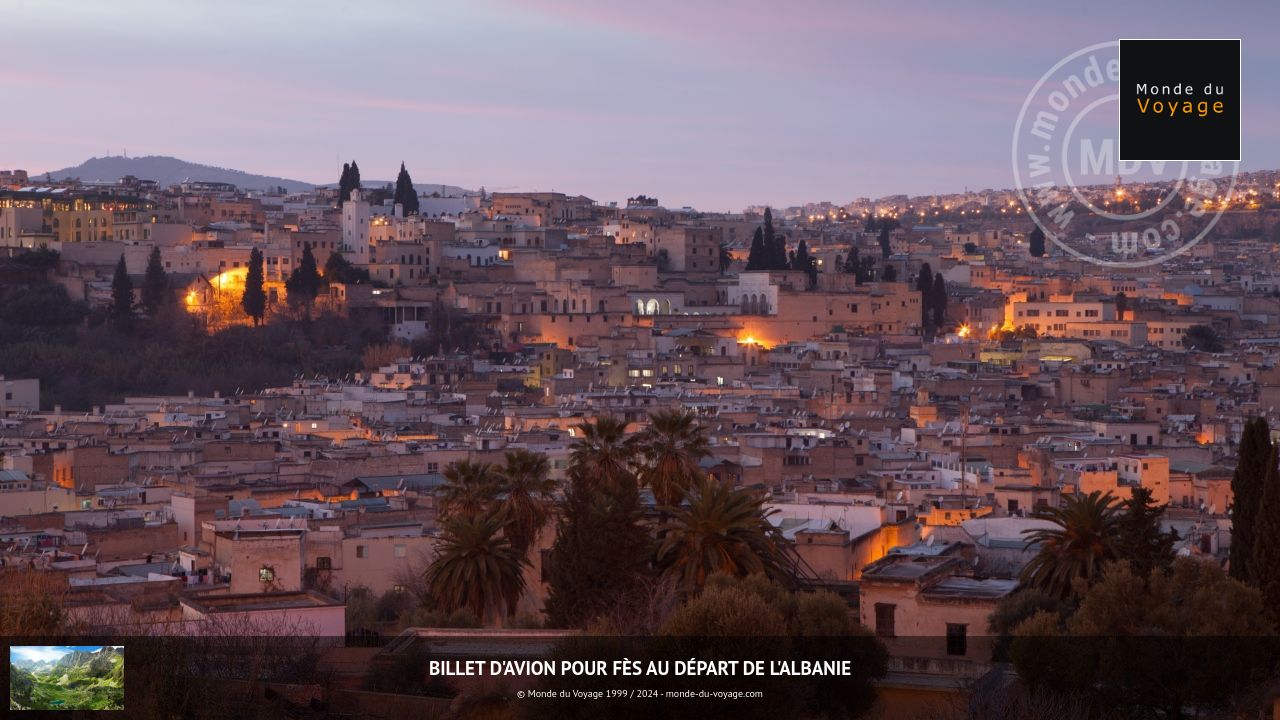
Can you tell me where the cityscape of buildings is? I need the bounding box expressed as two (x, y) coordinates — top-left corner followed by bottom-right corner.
(3, 159), (1280, 717)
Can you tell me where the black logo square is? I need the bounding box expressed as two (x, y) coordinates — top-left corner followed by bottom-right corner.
(1119, 39), (1240, 161)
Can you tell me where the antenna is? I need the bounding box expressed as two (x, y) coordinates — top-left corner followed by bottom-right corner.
(960, 406), (969, 510)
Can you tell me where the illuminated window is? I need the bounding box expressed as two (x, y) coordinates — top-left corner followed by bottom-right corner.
(259, 566), (275, 583)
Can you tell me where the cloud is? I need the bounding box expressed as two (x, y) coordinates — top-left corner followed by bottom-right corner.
(10, 646), (72, 664)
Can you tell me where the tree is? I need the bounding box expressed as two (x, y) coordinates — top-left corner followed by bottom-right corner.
(656, 574), (888, 720)
(438, 460), (500, 520)
(495, 449), (557, 554)
(1231, 416), (1271, 582)
(338, 163), (351, 202)
(963, 241), (978, 254)
(931, 273), (948, 328)
(635, 409), (709, 508)
(567, 416), (637, 496)
(762, 207), (786, 270)
(1020, 491), (1120, 599)
(656, 478), (790, 593)
(1114, 291), (1128, 318)
(141, 246), (169, 314)
(544, 470), (653, 628)
(745, 227), (766, 271)
(424, 510), (528, 622)
(393, 162), (419, 215)
(1029, 225), (1046, 257)
(338, 160), (362, 203)
(790, 239), (817, 288)
(241, 247), (266, 326)
(1114, 486), (1177, 578)
(916, 263), (934, 330)
(1183, 324), (1224, 352)
(1252, 443), (1280, 617)
(881, 263), (897, 282)
(323, 250), (371, 285)
(1011, 560), (1275, 719)
(12, 245), (59, 269)
(109, 254), (133, 322)
(878, 225), (891, 259)
(285, 242), (323, 306)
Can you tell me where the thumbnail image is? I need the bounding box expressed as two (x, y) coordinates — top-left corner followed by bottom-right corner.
(9, 646), (124, 711)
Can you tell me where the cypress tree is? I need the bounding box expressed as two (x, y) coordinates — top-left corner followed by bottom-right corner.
(1029, 226), (1046, 257)
(349, 160), (361, 195)
(917, 263), (934, 330)
(916, 263), (933, 292)
(1254, 443), (1280, 618)
(878, 225), (891, 259)
(774, 235), (790, 270)
(242, 247), (266, 326)
(393, 162), (420, 215)
(844, 247), (859, 274)
(931, 274), (948, 327)
(1116, 486), (1177, 578)
(544, 475), (653, 628)
(338, 162), (352, 203)
(141, 246), (169, 314)
(882, 263), (898, 282)
(763, 208), (784, 270)
(746, 227), (765, 271)
(791, 239), (810, 271)
(285, 242), (323, 306)
(109, 254), (133, 322)
(1231, 417), (1272, 582)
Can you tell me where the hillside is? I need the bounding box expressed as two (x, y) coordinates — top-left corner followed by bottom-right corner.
(43, 155), (314, 192)
(42, 155), (473, 196)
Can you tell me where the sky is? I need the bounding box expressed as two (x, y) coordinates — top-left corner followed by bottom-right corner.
(3, 0), (1277, 210)
(10, 646), (119, 664)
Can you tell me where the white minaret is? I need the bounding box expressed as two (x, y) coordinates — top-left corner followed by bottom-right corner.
(342, 188), (372, 265)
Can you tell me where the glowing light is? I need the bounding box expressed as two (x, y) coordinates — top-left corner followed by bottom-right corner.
(957, 324), (972, 338)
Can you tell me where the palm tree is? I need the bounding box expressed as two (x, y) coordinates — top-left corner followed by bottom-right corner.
(425, 510), (528, 622)
(656, 478), (788, 593)
(636, 409), (710, 507)
(495, 448), (557, 553)
(1020, 490), (1121, 599)
(568, 416), (637, 496)
(438, 460), (499, 519)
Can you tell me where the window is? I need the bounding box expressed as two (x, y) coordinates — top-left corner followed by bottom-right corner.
(259, 566), (275, 583)
(946, 623), (968, 656)
(356, 545), (366, 559)
(394, 544), (406, 558)
(874, 603), (896, 638)
(316, 556), (332, 570)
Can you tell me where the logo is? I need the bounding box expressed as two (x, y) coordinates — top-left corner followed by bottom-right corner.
(1012, 41), (1240, 267)
(1119, 39), (1241, 162)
